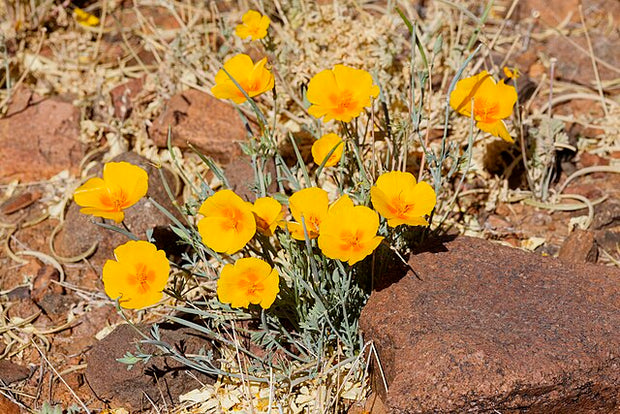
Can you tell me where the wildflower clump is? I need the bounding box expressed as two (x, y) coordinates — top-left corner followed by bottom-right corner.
(286, 187), (329, 240)
(318, 195), (383, 265)
(211, 54), (274, 104)
(371, 171), (436, 227)
(311, 133), (344, 167)
(197, 190), (256, 254)
(306, 65), (379, 122)
(235, 10), (270, 41)
(217, 257), (279, 309)
(73, 162), (148, 223)
(102, 240), (170, 309)
(449, 70), (518, 142)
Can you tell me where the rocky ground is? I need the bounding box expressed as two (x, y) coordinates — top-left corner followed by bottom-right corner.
(0, 0), (619, 413)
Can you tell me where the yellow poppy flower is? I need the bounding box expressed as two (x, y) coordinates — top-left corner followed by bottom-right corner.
(370, 171), (436, 227)
(197, 190), (256, 254)
(253, 196), (284, 236)
(73, 162), (148, 223)
(235, 10), (270, 41)
(503, 66), (520, 80)
(217, 257), (279, 309)
(306, 64), (380, 123)
(449, 70), (518, 142)
(286, 187), (329, 240)
(102, 240), (170, 309)
(311, 133), (344, 167)
(211, 54), (275, 104)
(73, 7), (100, 27)
(318, 195), (383, 265)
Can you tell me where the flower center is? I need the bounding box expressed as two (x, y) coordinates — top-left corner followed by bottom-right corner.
(131, 263), (156, 294)
(102, 190), (128, 212)
(331, 90), (356, 114)
(306, 214), (322, 235)
(342, 231), (363, 251)
(240, 78), (261, 95)
(390, 196), (413, 218)
(473, 96), (500, 123)
(224, 208), (243, 231)
(241, 273), (264, 297)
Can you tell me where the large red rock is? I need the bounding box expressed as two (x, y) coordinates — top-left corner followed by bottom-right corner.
(148, 89), (248, 164)
(360, 236), (619, 413)
(0, 89), (85, 183)
(85, 323), (218, 412)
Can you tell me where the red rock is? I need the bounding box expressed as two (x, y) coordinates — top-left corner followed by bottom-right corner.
(579, 152), (610, 168)
(30, 261), (63, 304)
(85, 324), (218, 411)
(515, 0), (580, 26)
(484, 214), (513, 232)
(99, 6), (181, 65)
(512, 0), (620, 89)
(0, 395), (20, 414)
(592, 201), (620, 230)
(360, 236), (620, 413)
(557, 229), (598, 263)
(0, 360), (30, 384)
(103, 6), (181, 34)
(5, 87), (33, 117)
(348, 393), (388, 414)
(54, 305), (120, 357)
(222, 155), (278, 201)
(149, 89), (249, 164)
(109, 77), (144, 119)
(0, 191), (41, 215)
(0, 92), (85, 183)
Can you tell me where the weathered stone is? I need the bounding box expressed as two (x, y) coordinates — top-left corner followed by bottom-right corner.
(85, 323), (218, 412)
(109, 77), (144, 119)
(0, 395), (20, 414)
(30, 261), (62, 304)
(509, 0), (620, 97)
(348, 393), (389, 414)
(360, 236), (620, 413)
(0, 92), (85, 183)
(223, 155), (278, 201)
(0, 191), (41, 215)
(278, 129), (314, 167)
(149, 89), (248, 164)
(53, 152), (183, 271)
(578, 152), (610, 168)
(558, 229), (598, 264)
(0, 360), (30, 384)
(592, 200), (620, 230)
(100, 6), (181, 65)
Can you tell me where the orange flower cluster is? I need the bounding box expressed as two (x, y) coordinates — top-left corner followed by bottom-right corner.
(211, 51), (378, 127)
(193, 168), (435, 308)
(74, 162), (169, 309)
(196, 190), (283, 310)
